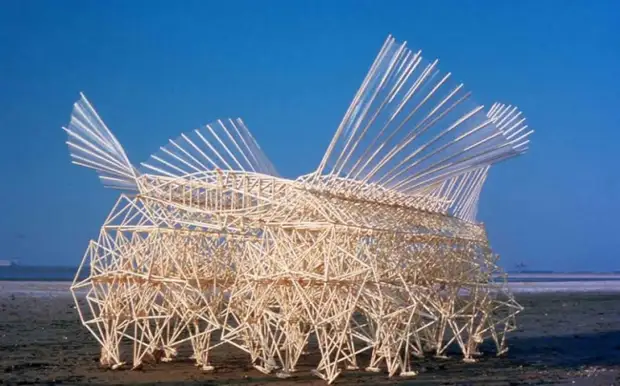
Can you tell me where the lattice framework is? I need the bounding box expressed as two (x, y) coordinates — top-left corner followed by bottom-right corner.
(65, 35), (531, 384)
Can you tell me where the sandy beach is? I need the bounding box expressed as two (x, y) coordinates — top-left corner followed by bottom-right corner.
(1, 282), (620, 385)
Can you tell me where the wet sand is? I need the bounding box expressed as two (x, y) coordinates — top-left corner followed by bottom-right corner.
(1, 283), (620, 385)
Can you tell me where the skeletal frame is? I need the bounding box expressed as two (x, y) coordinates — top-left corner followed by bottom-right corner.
(67, 35), (531, 384)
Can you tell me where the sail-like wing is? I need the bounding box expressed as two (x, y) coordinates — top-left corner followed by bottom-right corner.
(443, 166), (489, 222)
(141, 118), (278, 178)
(393, 166), (489, 222)
(63, 93), (139, 191)
(309, 35), (533, 206)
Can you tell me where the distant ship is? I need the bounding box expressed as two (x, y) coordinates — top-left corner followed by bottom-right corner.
(0, 260), (17, 267)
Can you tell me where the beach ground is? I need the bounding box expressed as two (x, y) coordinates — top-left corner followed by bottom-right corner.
(1, 283), (620, 385)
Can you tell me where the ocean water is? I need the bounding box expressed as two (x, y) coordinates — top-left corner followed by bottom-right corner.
(2, 266), (620, 293)
(507, 281), (620, 293)
(0, 266), (84, 282)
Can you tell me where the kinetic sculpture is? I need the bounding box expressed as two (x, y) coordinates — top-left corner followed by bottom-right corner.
(65, 35), (532, 383)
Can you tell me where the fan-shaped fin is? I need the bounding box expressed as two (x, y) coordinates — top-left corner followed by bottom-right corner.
(488, 102), (533, 147)
(443, 166), (489, 222)
(399, 102), (532, 197)
(309, 35), (533, 205)
(399, 166), (489, 221)
(63, 93), (139, 191)
(141, 118), (278, 178)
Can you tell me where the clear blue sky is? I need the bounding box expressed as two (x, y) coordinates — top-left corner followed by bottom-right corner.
(1, 0), (618, 271)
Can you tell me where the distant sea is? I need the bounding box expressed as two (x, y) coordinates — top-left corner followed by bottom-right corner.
(0, 266), (86, 282)
(2, 266), (620, 285)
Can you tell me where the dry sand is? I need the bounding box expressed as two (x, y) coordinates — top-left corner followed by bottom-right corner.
(1, 282), (620, 385)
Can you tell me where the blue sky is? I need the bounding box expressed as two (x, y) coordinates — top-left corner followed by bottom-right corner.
(0, 0), (618, 271)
